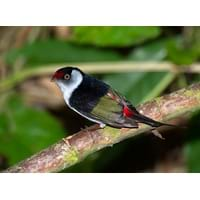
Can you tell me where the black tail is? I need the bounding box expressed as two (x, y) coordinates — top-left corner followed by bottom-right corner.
(132, 112), (180, 128)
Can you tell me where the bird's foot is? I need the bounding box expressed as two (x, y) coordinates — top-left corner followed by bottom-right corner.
(99, 123), (106, 128)
(151, 129), (165, 140)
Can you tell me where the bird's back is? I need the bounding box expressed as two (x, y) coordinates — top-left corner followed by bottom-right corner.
(69, 74), (109, 113)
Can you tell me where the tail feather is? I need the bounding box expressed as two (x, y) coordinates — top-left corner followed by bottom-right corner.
(132, 113), (179, 128)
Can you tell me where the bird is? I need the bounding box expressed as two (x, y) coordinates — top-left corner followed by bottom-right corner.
(51, 66), (177, 129)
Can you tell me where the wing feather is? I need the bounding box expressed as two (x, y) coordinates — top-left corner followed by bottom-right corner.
(88, 88), (138, 128)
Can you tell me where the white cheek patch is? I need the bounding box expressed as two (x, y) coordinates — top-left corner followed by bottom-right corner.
(56, 70), (83, 104)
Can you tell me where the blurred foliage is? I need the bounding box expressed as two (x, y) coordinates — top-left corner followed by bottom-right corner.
(1, 26), (200, 172)
(71, 26), (161, 47)
(103, 72), (174, 104)
(167, 37), (200, 65)
(128, 39), (168, 61)
(185, 140), (200, 172)
(185, 111), (200, 172)
(0, 94), (65, 165)
(6, 40), (122, 66)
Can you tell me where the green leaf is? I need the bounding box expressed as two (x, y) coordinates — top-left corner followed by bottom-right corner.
(6, 40), (122, 66)
(128, 39), (167, 61)
(185, 140), (200, 172)
(103, 72), (175, 105)
(185, 112), (200, 172)
(0, 95), (65, 165)
(167, 37), (199, 65)
(71, 27), (161, 47)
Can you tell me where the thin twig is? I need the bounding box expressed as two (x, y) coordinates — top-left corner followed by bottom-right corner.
(4, 83), (200, 173)
(1, 61), (200, 92)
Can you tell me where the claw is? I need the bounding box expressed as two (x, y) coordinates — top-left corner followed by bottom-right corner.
(151, 129), (165, 140)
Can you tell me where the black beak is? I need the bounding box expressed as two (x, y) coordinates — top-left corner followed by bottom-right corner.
(51, 76), (55, 82)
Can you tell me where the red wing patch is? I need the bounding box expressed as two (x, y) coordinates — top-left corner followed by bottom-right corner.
(123, 106), (134, 118)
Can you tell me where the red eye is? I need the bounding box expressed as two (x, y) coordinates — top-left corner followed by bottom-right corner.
(64, 74), (70, 80)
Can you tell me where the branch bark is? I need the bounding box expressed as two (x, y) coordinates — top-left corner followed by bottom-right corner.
(4, 83), (200, 173)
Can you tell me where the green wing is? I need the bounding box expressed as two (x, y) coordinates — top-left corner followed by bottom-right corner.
(88, 88), (138, 128)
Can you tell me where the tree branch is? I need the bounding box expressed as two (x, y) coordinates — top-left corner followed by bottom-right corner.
(4, 83), (200, 172)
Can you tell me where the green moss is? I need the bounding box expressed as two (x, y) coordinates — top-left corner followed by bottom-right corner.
(102, 126), (121, 140)
(63, 147), (79, 165)
(184, 89), (200, 100)
(154, 96), (163, 108)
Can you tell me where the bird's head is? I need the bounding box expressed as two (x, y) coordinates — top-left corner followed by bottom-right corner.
(51, 66), (84, 95)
